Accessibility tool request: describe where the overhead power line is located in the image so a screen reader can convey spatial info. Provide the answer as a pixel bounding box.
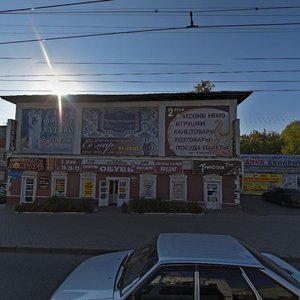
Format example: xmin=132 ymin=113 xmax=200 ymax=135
xmin=2 ymin=69 xmax=300 ymax=78
xmin=35 ymin=61 xmax=221 ymax=66
xmin=0 ymin=0 xmax=114 ymax=14
xmin=2 ymin=5 xmax=300 ymax=15
xmin=1 ymin=21 xmax=300 ymax=45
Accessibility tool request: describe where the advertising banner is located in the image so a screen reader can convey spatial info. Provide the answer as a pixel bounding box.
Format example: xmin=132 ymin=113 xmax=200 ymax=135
xmin=166 ymin=106 xmax=230 ymax=157
xmin=242 ymin=173 xmax=282 ymax=195
xmin=81 ymin=107 xmax=159 ymax=156
xmin=21 ymin=108 xmax=75 ymax=154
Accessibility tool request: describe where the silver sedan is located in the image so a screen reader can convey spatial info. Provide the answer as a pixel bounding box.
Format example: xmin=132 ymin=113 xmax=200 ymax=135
xmin=51 ymin=233 xmax=300 ymax=299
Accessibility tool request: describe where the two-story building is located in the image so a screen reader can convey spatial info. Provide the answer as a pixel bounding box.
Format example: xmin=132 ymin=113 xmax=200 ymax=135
xmin=3 ymin=92 xmax=251 ymax=209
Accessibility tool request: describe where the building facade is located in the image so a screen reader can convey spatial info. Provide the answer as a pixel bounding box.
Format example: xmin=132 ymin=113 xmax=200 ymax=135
xmin=3 ymin=92 xmax=251 ymax=209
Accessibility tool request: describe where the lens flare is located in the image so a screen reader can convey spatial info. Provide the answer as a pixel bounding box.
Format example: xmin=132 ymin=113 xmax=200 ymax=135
xmin=31 ymin=20 xmax=63 ymax=126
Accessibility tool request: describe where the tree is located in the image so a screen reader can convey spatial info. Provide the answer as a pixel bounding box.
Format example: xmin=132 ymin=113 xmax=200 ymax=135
xmin=281 ymin=120 xmax=300 ymax=154
xmin=240 ymin=129 xmax=283 ymax=154
xmin=193 ymin=80 xmax=215 ymax=93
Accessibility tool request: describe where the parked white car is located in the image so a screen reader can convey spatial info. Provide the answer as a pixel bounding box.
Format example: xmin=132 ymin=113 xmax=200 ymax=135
xmin=51 ymin=233 xmax=300 ymax=299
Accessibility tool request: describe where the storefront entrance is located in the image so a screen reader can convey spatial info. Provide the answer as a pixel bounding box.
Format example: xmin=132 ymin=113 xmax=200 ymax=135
xmin=204 ymin=176 xmax=222 ymax=210
xmin=99 ymin=177 xmax=130 ymax=207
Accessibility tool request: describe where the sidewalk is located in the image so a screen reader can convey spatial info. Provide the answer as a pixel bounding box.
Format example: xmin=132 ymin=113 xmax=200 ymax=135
xmin=0 ymin=197 xmax=300 ymax=260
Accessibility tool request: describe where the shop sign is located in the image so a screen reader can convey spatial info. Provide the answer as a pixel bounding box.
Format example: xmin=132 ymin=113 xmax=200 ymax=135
xmin=241 ymin=155 xmax=300 ymax=173
xmin=7 ymin=119 xmax=17 ymax=151
xmin=39 ymin=176 xmax=49 ymax=189
xmin=193 ymin=160 xmax=242 ymax=175
xmin=242 ymin=173 xmax=282 ymax=195
xmin=155 ymin=161 xmax=182 ymax=173
xmin=55 ymin=158 xmax=183 ymax=174
xmin=7 ymin=157 xmax=46 ymax=171
xmin=55 ymin=159 xmax=82 ymax=172
xmin=8 ymin=170 xmax=23 ymax=180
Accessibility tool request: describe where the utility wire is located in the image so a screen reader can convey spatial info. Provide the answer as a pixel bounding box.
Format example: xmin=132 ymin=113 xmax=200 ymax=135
xmin=1 ymin=22 xmax=300 ymax=45
xmin=0 ymin=0 xmax=114 ymax=14
xmin=2 ymin=5 xmax=300 ymax=14
xmin=2 ymin=69 xmax=300 ymax=78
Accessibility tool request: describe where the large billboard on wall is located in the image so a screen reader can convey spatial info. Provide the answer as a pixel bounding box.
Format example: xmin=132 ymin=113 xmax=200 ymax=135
xmin=166 ymin=106 xmax=231 ymax=157
xmin=21 ymin=108 xmax=75 ymax=154
xmin=81 ymin=107 xmax=159 ymax=156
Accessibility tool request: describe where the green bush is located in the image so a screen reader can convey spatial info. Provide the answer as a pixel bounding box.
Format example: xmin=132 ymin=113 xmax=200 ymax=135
xmin=15 ymin=197 xmax=94 ymax=213
xmin=127 ymin=198 xmax=202 ymax=214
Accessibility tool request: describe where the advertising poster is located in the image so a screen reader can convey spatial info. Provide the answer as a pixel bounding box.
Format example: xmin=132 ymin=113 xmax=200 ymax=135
xmin=21 ymin=108 xmax=75 ymax=154
xmin=55 ymin=179 xmax=65 ymax=196
xmin=83 ymin=179 xmax=93 ymax=198
xmin=39 ymin=176 xmax=49 ymax=190
xmin=81 ymin=107 xmax=159 ymax=156
xmin=242 ymin=173 xmax=282 ymax=195
xmin=166 ymin=106 xmax=230 ymax=157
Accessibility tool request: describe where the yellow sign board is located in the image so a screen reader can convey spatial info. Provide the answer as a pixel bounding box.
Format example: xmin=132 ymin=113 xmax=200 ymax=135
xmin=83 ymin=179 xmax=93 ymax=198
xmin=242 ymin=173 xmax=282 ymax=195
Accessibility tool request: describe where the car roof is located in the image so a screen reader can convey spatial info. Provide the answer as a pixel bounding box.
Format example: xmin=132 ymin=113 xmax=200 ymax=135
xmin=156 ymin=233 xmax=262 ymax=268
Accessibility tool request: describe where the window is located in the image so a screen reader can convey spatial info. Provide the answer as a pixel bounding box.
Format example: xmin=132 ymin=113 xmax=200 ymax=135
xmin=244 ymin=268 xmax=298 ymax=300
xmin=51 ymin=173 xmax=67 ymax=197
xmin=119 ymin=238 xmax=158 ymax=294
xmin=140 ymin=174 xmax=157 ymax=199
xmin=198 ymin=266 xmax=256 ymax=300
xmin=54 ymin=178 xmax=66 ymax=197
xmin=170 ymin=175 xmax=187 ymax=201
xmin=129 ymin=266 xmax=195 ymax=300
xmin=80 ymin=173 xmax=96 ymax=198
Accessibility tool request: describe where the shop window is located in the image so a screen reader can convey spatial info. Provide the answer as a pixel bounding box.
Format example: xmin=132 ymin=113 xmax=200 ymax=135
xmin=80 ymin=173 xmax=96 ymax=198
xmin=51 ymin=173 xmax=67 ymax=197
xmin=170 ymin=174 xmax=187 ymax=201
xmin=140 ymin=174 xmax=157 ymax=199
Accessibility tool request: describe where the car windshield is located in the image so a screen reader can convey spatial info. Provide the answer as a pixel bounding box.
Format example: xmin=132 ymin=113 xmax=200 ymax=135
xmin=118 ymin=237 xmax=158 ymax=293
xmin=243 ymin=243 xmax=300 ymax=289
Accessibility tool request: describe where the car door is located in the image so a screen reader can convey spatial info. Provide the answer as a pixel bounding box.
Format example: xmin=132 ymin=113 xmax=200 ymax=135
xmin=197 ymin=265 xmax=257 ymax=300
xmin=126 ymin=265 xmax=196 ymax=300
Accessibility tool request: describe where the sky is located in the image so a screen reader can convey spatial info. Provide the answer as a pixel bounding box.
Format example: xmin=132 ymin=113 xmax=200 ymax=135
xmin=0 ymin=0 xmax=300 ymax=135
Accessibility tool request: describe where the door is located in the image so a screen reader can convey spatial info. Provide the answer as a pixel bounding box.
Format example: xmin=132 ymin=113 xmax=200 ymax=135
xmin=99 ymin=180 xmax=109 ymax=207
xmin=22 ymin=177 xmax=36 ymax=203
xmin=117 ymin=179 xmax=129 ymax=207
xmin=205 ymin=182 xmax=221 ymax=209
xmin=109 ymin=180 xmax=118 ymax=205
